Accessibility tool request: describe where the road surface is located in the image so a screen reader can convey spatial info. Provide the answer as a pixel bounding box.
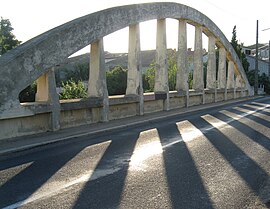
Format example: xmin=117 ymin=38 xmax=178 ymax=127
xmin=1 ymin=97 xmax=270 ymax=208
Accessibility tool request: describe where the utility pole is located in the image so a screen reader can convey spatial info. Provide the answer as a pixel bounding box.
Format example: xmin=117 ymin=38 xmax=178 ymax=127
xmin=255 ymin=20 xmax=259 ymax=95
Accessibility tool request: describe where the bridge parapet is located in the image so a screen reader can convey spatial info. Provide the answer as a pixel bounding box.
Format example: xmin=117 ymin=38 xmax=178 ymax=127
xmin=0 ymin=2 xmax=252 ymax=140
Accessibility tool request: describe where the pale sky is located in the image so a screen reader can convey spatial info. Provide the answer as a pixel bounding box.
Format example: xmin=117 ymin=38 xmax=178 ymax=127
xmin=1 ymin=0 xmax=270 ymax=54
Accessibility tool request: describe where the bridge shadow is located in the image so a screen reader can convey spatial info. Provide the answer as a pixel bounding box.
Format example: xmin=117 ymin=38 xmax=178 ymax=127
xmin=157 ymin=124 xmax=214 ymax=209
xmin=72 ymin=130 xmax=139 ymax=209
xmin=2 ymin=99 xmax=270 ymax=208
xmin=0 ymin=128 xmax=140 ymax=209
xmin=0 ymin=141 xmax=85 ymax=208
xmin=189 ymin=116 xmax=270 ymax=203
xmin=232 ymin=104 xmax=270 ymax=124
xmin=212 ymin=111 xmax=270 ymax=153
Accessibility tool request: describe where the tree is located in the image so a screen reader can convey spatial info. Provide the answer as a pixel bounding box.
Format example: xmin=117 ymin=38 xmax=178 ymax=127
xmin=143 ymin=49 xmax=191 ymax=92
xmin=0 ymin=17 xmax=21 ymax=55
xmin=106 ymin=66 xmax=127 ymax=95
xmin=143 ymin=63 xmax=155 ymax=92
xmin=230 ymin=25 xmax=249 ymax=73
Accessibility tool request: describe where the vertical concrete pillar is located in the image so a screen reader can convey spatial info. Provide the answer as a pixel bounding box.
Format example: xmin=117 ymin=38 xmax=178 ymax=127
xmin=176 ymin=19 xmax=188 ymax=92
xmin=227 ymin=61 xmax=235 ymax=89
xmin=235 ymin=73 xmax=242 ymax=99
xmin=193 ymin=25 xmax=204 ymax=91
xmin=218 ymin=47 xmax=227 ymax=89
xmin=155 ymin=19 xmax=169 ymax=111
xmin=88 ymin=39 xmax=109 ymax=122
xmin=36 ymin=74 xmax=49 ymax=102
xmin=235 ymin=73 xmax=242 ymax=88
xmin=176 ymin=19 xmax=189 ymax=107
xmin=36 ymin=68 xmax=60 ymax=131
xmin=126 ymin=24 xmax=143 ymax=115
xmin=206 ymin=36 xmax=216 ymax=89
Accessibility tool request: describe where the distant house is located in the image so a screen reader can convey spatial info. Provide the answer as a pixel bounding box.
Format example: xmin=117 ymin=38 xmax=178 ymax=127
xmin=242 ymin=43 xmax=269 ymax=76
xmin=243 ymin=43 xmax=269 ymax=61
xmin=246 ymin=55 xmax=269 ymax=76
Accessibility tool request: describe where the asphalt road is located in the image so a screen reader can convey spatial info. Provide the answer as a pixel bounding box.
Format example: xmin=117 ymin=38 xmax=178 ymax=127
xmin=1 ymin=97 xmax=270 ymax=209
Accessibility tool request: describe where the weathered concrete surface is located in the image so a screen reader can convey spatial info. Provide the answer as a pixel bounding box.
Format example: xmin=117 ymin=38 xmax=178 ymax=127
xmin=218 ymin=47 xmax=227 ymax=89
xmin=126 ymin=24 xmax=144 ymax=116
xmin=126 ymin=24 xmax=141 ymax=96
xmin=88 ymin=39 xmax=109 ymax=122
xmin=176 ymin=19 xmax=188 ymax=92
xmin=227 ymin=61 xmax=235 ymax=89
xmin=0 ymin=2 xmax=252 ymax=116
xmin=206 ymin=35 xmax=216 ymax=89
xmin=193 ymin=25 xmax=204 ymax=91
xmin=155 ymin=19 xmax=169 ymax=111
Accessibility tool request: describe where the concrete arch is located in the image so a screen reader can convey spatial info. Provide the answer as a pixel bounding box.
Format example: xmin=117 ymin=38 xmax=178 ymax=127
xmin=0 ymin=2 xmax=251 ymax=112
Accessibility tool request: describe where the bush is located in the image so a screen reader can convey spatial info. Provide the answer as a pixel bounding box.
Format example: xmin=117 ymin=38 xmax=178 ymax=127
xmin=59 ymin=80 xmax=87 ymax=99
xmin=106 ymin=66 xmax=127 ymax=95
xmin=142 ymin=49 xmax=193 ymax=92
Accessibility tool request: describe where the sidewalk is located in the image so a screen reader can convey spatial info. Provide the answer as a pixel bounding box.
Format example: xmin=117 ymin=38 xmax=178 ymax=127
xmin=0 ymin=96 xmax=263 ymax=156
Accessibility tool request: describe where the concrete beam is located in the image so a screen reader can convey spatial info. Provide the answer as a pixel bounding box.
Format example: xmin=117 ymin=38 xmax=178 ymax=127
xmin=227 ymin=61 xmax=235 ymax=89
xmin=47 ymin=69 xmax=60 ymax=131
xmin=218 ymin=47 xmax=226 ymax=89
xmin=126 ymin=24 xmax=144 ymax=115
xmin=36 ymin=74 xmax=49 ymax=102
xmin=155 ymin=19 xmax=169 ymax=111
xmin=193 ymin=25 xmax=204 ymax=91
xmin=88 ymin=39 xmax=109 ymax=122
xmin=235 ymin=73 xmax=242 ymax=88
xmin=206 ymin=36 xmax=216 ymax=89
xmin=36 ymin=69 xmax=60 ymax=131
xmin=176 ymin=19 xmax=188 ymax=92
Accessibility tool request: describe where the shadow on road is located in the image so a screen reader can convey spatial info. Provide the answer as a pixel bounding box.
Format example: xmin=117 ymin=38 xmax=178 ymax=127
xmin=72 ymin=132 xmax=139 ymax=209
xmin=158 ymin=124 xmax=215 ymax=209
xmin=190 ymin=115 xmax=270 ymax=204
xmin=1 ymin=98 xmax=270 ymax=208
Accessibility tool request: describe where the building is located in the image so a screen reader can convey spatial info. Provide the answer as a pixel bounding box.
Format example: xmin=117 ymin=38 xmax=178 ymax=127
xmin=241 ymin=44 xmax=269 ymax=77
xmin=246 ymin=55 xmax=269 ymax=76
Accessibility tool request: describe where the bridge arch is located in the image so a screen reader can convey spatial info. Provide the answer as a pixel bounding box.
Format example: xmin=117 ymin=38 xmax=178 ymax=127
xmin=0 ymin=2 xmax=253 ymax=139
xmin=0 ymin=3 xmax=252 ymax=110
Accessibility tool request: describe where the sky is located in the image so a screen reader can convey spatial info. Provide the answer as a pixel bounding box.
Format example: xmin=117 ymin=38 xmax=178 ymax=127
xmin=1 ymin=0 xmax=270 ymax=55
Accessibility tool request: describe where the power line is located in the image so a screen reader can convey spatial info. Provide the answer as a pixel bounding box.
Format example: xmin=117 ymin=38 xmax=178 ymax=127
xmin=262 ymin=28 xmax=270 ymax=31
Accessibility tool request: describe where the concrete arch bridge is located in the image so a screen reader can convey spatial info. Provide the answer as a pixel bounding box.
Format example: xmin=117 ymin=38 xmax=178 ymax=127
xmin=0 ymin=2 xmax=253 ymax=140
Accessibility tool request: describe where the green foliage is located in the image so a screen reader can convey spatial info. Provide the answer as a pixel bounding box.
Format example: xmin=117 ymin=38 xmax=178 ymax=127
xmin=106 ymin=66 xmax=127 ymax=95
xmin=19 ymin=82 xmax=37 ymax=102
xmin=188 ymin=72 xmax=193 ymax=89
xmin=143 ymin=63 xmax=155 ymax=92
xmin=59 ymin=80 xmax=87 ymax=99
xmin=259 ymin=73 xmax=270 ymax=94
xmin=246 ymin=70 xmax=270 ymax=94
xmin=143 ymin=49 xmax=182 ymax=92
xmin=168 ymin=49 xmax=177 ymax=91
xmin=230 ymin=25 xmax=250 ymax=73
xmin=0 ymin=17 xmax=21 ymax=55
